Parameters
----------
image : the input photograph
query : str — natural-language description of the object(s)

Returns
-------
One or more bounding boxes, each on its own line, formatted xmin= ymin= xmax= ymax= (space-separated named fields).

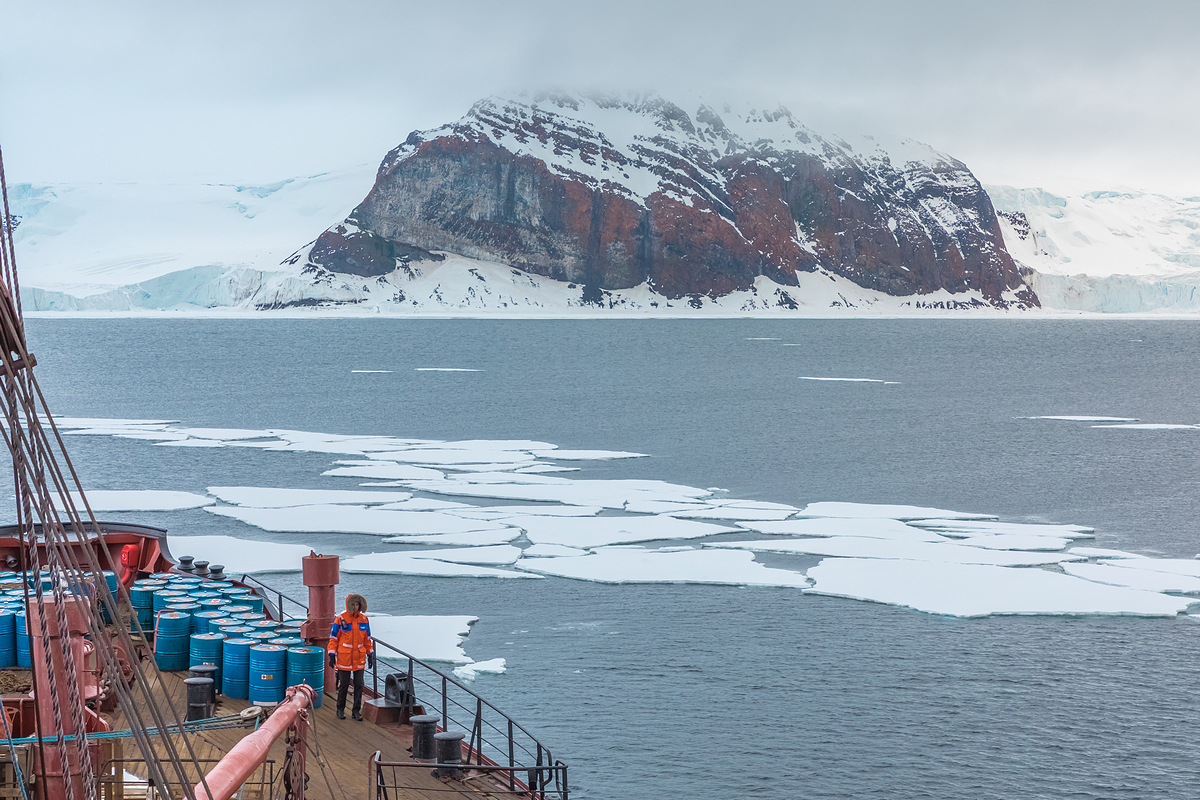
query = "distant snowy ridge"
xmin=989 ymin=185 xmax=1200 ymax=312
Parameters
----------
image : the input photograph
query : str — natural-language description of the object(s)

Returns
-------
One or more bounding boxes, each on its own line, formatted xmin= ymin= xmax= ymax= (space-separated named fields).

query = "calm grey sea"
xmin=24 ymin=318 xmax=1200 ymax=799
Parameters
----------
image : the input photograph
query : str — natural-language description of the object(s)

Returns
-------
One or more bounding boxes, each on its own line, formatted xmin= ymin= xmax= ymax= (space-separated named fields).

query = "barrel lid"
xmin=287 ymin=646 xmax=322 ymax=654
xmin=224 ymin=638 xmax=256 ymax=646
xmin=250 ymin=644 xmax=285 ymax=652
xmin=158 ymin=611 xmax=187 ymax=619
xmin=191 ymin=633 xmax=225 ymax=641
xmin=195 ymin=610 xmax=226 ymax=618
xmin=224 ymin=626 xmax=254 ymax=634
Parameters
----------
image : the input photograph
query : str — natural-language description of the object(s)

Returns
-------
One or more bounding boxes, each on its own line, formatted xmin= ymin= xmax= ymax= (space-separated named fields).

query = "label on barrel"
xmin=261 ymin=673 xmax=273 ymax=680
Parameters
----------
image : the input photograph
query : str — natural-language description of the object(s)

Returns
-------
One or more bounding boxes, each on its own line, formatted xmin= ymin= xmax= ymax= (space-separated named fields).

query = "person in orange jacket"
xmin=327 ymin=593 xmax=376 ymax=720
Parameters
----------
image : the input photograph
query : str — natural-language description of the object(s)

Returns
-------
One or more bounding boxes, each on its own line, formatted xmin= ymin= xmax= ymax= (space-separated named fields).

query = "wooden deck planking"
xmin=105 ymin=670 xmax=503 ymax=800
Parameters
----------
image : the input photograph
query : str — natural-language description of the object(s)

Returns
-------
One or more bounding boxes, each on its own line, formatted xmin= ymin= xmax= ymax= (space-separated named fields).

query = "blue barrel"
xmin=235 ymin=612 xmax=265 ymax=623
xmin=211 ymin=617 xmax=243 ymax=632
xmin=14 ymin=608 xmax=30 ymax=668
xmin=223 ymin=625 xmax=254 ymax=637
xmin=275 ymin=626 xmax=302 ymax=639
xmin=204 ymin=581 xmax=233 ymax=590
xmin=166 ymin=603 xmax=202 ymax=632
xmin=248 ymin=619 xmax=278 ymax=632
xmin=192 ymin=611 xmax=227 ymax=634
xmin=189 ymin=633 xmax=225 ymax=690
xmin=129 ymin=585 xmax=157 ymax=627
xmin=173 ymin=577 xmax=202 ymax=588
xmin=246 ymin=631 xmax=276 ymax=643
xmin=188 ymin=591 xmax=221 ymax=601
xmin=154 ymin=612 xmax=191 ymax=671
xmin=220 ymin=587 xmax=249 ymax=597
xmin=223 ymin=605 xmax=252 ymax=616
xmin=270 ymin=637 xmax=303 ymax=649
xmin=0 ymin=609 xmax=15 ymax=668
xmin=199 ymin=598 xmax=230 ymax=612
xmin=249 ymin=645 xmax=286 ymax=706
xmin=238 ymin=594 xmax=264 ymax=614
xmin=154 ymin=590 xmax=189 ymax=613
xmin=150 ymin=572 xmax=176 ymax=581
xmin=134 ymin=578 xmax=168 ymax=590
xmin=286 ymin=646 xmax=325 ymax=709
xmin=222 ymin=638 xmax=254 ymax=699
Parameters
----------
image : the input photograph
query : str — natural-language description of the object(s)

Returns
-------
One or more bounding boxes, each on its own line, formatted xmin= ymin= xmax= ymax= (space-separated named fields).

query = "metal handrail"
xmin=239 ymin=572 xmax=561 ymax=782
xmin=371 ymin=751 xmax=568 ymax=800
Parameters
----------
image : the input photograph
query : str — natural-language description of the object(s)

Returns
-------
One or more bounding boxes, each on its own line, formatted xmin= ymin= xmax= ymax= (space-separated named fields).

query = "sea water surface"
xmin=24 ymin=317 xmax=1200 ymax=799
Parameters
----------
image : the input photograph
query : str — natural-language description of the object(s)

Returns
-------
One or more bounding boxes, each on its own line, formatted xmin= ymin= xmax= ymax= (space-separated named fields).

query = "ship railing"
xmin=370 ymin=751 xmax=568 ymax=800
xmin=98 ymin=758 xmax=277 ymax=800
xmin=234 ymin=574 xmax=564 ymax=794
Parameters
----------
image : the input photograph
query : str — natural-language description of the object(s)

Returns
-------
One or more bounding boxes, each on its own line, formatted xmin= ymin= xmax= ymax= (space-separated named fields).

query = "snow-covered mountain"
xmin=308 ymin=93 xmax=1034 ymax=309
xmin=990 ymin=186 xmax=1200 ymax=312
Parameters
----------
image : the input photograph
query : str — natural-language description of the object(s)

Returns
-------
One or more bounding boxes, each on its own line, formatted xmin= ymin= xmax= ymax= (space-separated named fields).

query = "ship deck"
xmin=103 ymin=669 xmax=506 ymax=800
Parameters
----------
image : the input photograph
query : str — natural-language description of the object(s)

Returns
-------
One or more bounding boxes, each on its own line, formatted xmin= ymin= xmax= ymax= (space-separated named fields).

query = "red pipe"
xmin=192 ymin=684 xmax=315 ymax=800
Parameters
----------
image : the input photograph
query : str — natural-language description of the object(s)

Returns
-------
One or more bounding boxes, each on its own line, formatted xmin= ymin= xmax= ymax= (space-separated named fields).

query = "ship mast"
xmin=0 ymin=146 xmax=216 ymax=800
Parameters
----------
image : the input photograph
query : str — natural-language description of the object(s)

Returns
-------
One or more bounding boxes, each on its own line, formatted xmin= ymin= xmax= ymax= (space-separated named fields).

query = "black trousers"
xmin=336 ymin=668 xmax=364 ymax=714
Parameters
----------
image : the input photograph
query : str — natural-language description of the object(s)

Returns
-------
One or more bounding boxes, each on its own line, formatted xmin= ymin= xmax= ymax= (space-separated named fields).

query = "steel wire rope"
xmin=3 ymin=368 xmax=215 ymax=800
xmin=0 ymin=690 xmax=31 ymax=800
xmin=302 ymin=702 xmax=348 ymax=800
xmin=0 ymin=190 xmax=213 ymax=800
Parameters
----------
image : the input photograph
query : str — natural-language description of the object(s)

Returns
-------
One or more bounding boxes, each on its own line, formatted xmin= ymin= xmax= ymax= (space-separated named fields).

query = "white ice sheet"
xmin=207 ymin=487 xmax=414 ymax=507
xmin=736 ymin=518 xmax=949 ymax=542
xmin=381 ymin=530 xmax=521 ymax=547
xmin=369 ymin=615 xmax=478 ymax=664
xmin=707 ymin=537 xmax=1081 ymax=566
xmin=165 ymin=535 xmax=313 ymax=573
xmin=340 ymin=551 xmax=540 ymax=578
xmin=1069 ymin=547 xmax=1146 ymax=559
xmin=515 ymin=546 xmax=810 ymax=587
xmin=1063 ymin=562 xmax=1200 ymax=593
xmin=521 ymin=544 xmax=587 ymax=558
xmin=795 ymin=502 xmax=996 ymax=521
xmin=805 ymin=558 xmax=1191 ymax=617
xmin=956 ymin=534 xmax=1071 ymax=551
xmin=453 ymin=658 xmax=507 ymax=680
xmin=910 ymin=519 xmax=1094 ymax=537
xmin=205 ymin=505 xmax=507 ymax=536
xmin=508 ymin=515 xmax=738 ymax=548
xmin=406 ymin=545 xmax=524 ymax=566
xmin=1105 ymin=559 xmax=1200 ymax=578
xmin=322 ymin=463 xmax=445 ymax=480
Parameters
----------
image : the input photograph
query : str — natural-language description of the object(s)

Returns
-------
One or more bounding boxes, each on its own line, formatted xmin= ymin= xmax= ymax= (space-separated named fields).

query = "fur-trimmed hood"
xmin=345 ymin=593 xmax=368 ymax=613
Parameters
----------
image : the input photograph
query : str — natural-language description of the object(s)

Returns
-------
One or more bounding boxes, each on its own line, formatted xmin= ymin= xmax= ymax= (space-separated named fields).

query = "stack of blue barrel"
xmin=249 ymin=644 xmax=287 ymax=706
xmin=222 ymin=638 xmax=255 ymax=699
xmin=0 ymin=608 xmax=15 ymax=668
xmin=154 ymin=612 xmax=191 ymax=670
xmin=286 ymin=646 xmax=325 ymax=708
xmin=189 ymin=632 xmax=226 ymax=690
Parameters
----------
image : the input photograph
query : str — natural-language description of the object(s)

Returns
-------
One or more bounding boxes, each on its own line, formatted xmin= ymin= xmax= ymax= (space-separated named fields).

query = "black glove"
xmin=368 ymin=653 xmax=376 ymax=670
xmin=327 ymin=652 xmax=336 ymax=668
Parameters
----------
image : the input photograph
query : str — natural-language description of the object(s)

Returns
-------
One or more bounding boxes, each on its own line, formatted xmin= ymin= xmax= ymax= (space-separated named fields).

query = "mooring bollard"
xmin=185 ymin=677 xmax=213 ymax=721
xmin=433 ymin=731 xmax=465 ymax=779
xmin=189 ymin=663 xmax=219 ymax=703
xmin=410 ymin=714 xmax=440 ymax=761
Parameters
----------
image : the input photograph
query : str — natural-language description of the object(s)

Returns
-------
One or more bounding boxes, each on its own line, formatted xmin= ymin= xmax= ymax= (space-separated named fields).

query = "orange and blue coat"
xmin=327 ymin=610 xmax=374 ymax=671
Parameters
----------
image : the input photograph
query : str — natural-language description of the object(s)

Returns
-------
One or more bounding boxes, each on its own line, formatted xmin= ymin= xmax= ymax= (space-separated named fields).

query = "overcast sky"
xmin=2 ymin=0 xmax=1197 ymax=194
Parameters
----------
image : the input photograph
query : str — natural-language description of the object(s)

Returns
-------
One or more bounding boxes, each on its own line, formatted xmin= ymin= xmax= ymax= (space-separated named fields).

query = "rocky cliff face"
xmin=308 ymin=93 xmax=1038 ymax=308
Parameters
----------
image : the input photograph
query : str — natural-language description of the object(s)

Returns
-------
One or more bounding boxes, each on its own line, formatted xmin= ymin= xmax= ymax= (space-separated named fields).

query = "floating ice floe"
xmin=707 ymin=537 xmax=1081 ymax=566
xmin=58 ymin=490 xmax=215 ymax=512
xmin=408 ymin=478 xmax=713 ymax=509
xmin=528 ymin=449 xmax=648 ymax=460
xmin=368 ymin=615 xmax=478 ymax=664
xmin=1062 ymin=563 xmax=1200 ymax=593
xmin=365 ymin=450 xmax=538 ymax=466
xmin=796 ymin=502 xmax=996 ymax=521
xmin=207 ymin=487 xmax=414 ymax=507
xmin=508 ymin=515 xmax=738 ymax=548
xmin=909 ymin=519 xmax=1095 ymax=537
xmin=205 ymin=505 xmax=509 ymax=536
xmin=114 ymin=431 xmax=191 ymax=441
xmin=521 ymin=544 xmax=587 ymax=558
xmin=954 ymin=534 xmax=1072 ymax=551
xmin=515 ymin=546 xmax=811 ymax=587
xmin=1068 ymin=547 xmax=1145 ymax=559
xmin=444 ymin=505 xmax=602 ymax=520
xmin=736 ymin=518 xmax=950 ymax=542
xmin=1105 ymin=558 xmax=1200 ymax=578
xmin=668 ymin=506 xmax=796 ymax=521
xmin=1027 ymin=416 xmax=1139 ymax=422
xmin=382 ymin=529 xmax=521 ymax=547
xmin=453 ymin=658 xmax=507 ymax=680
xmin=164 ymin=535 xmax=313 ymax=573
xmin=340 ymin=551 xmax=539 ymax=578
xmin=323 ymin=462 xmax=445 ymax=480
xmin=375 ymin=499 xmax=472 ymax=511
xmin=805 ymin=558 xmax=1193 ymax=617
xmin=406 ymin=545 xmax=523 ymax=566
xmin=156 ymin=439 xmax=227 ymax=448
